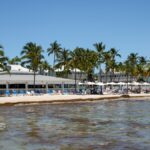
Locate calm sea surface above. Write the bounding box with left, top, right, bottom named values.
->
left=0, top=99, right=150, bottom=150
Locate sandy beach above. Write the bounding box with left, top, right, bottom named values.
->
left=0, top=93, right=150, bottom=105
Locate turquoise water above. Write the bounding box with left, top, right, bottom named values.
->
left=0, top=99, right=150, bottom=150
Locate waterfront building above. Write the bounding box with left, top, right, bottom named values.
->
left=98, top=71, right=136, bottom=83
left=0, top=64, right=76, bottom=95
left=55, top=66, right=86, bottom=80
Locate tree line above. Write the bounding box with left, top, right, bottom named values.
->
left=0, top=41, right=150, bottom=83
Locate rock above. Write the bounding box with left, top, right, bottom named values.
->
left=121, top=94, right=130, bottom=98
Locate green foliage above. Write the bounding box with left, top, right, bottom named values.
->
left=8, top=56, right=21, bottom=65
left=20, top=42, right=44, bottom=90
left=55, top=48, right=71, bottom=78
left=0, top=42, right=149, bottom=83
left=69, top=47, right=98, bottom=81
left=47, top=41, right=62, bottom=68
left=0, top=45, right=8, bottom=71
left=21, top=42, right=44, bottom=72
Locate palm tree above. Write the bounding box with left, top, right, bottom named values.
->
left=144, top=60, right=150, bottom=82
left=123, top=60, right=131, bottom=94
left=69, top=47, right=89, bottom=92
left=145, top=66, right=150, bottom=82
left=55, top=48, right=71, bottom=78
left=69, top=49, right=80, bottom=92
left=84, top=49, right=99, bottom=81
left=39, top=60, right=53, bottom=75
left=127, top=53, right=138, bottom=82
left=93, top=42, right=105, bottom=82
left=103, top=51, right=111, bottom=82
left=21, top=42, right=44, bottom=91
left=70, top=48, right=98, bottom=81
left=115, top=62, right=124, bottom=82
left=109, top=48, right=121, bottom=81
left=8, top=56, right=21, bottom=65
left=0, top=45, right=8, bottom=71
left=136, top=56, right=147, bottom=82
left=123, top=53, right=141, bottom=93
left=47, top=41, right=62, bottom=75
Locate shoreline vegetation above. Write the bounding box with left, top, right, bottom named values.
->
left=0, top=93, right=150, bottom=106
left=0, top=42, right=150, bottom=101
left=0, top=41, right=150, bottom=83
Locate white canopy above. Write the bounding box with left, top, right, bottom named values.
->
left=84, top=82, right=95, bottom=85
left=95, top=82, right=105, bottom=86
left=141, top=82, right=150, bottom=86
left=106, top=82, right=118, bottom=85
left=78, top=82, right=85, bottom=85
left=130, top=82, right=141, bottom=85
left=117, top=82, right=126, bottom=85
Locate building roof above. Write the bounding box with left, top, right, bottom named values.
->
left=0, top=72, right=76, bottom=84
left=55, top=66, right=82, bottom=73
left=7, top=64, right=31, bottom=72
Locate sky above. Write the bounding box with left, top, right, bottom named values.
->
left=0, top=0, right=150, bottom=65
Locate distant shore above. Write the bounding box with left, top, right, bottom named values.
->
left=0, top=93, right=150, bottom=106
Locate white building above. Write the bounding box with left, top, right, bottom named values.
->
left=0, top=65, right=77, bottom=95
left=55, top=66, right=86, bottom=80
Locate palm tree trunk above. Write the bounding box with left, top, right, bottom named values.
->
left=127, top=73, right=129, bottom=94
left=53, top=54, right=55, bottom=68
left=106, top=72, right=107, bottom=83
left=34, top=71, right=36, bottom=92
left=110, top=74, right=112, bottom=82
left=112, top=70, right=114, bottom=82
left=53, top=54, right=55, bottom=76
left=99, top=64, right=102, bottom=82
left=118, top=73, right=120, bottom=82
left=79, top=72, right=83, bottom=81
left=75, top=68, right=77, bottom=93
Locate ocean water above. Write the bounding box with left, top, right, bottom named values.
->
left=0, top=99, right=150, bottom=150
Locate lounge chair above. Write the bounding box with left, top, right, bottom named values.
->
left=13, top=90, right=17, bottom=96
left=31, top=91, right=35, bottom=95
left=35, top=90, right=40, bottom=95
left=63, top=89, right=69, bottom=95
left=26, top=91, right=31, bottom=96
left=47, top=89, right=53, bottom=95
left=5, top=90, right=10, bottom=96
left=58, top=90, right=62, bottom=95
left=19, top=90, right=26, bottom=96
left=47, top=89, right=56, bottom=95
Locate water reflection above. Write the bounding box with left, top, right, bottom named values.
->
left=0, top=100, right=150, bottom=150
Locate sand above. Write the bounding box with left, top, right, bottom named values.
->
left=0, top=93, right=150, bottom=106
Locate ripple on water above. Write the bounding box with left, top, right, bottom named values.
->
left=0, top=100, right=150, bottom=150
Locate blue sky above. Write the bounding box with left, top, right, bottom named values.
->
left=0, top=0, right=150, bottom=64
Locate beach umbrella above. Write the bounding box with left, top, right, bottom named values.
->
left=127, top=82, right=132, bottom=85
left=95, top=82, right=104, bottom=86
left=106, top=82, right=117, bottom=85
left=85, top=82, right=96, bottom=85
left=130, top=81, right=140, bottom=86
left=117, top=82, right=126, bottom=85
left=78, top=82, right=85, bottom=85
left=141, top=82, right=150, bottom=86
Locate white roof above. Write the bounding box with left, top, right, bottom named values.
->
left=0, top=72, right=76, bottom=84
left=8, top=64, right=31, bottom=72
left=71, top=68, right=81, bottom=72
left=55, top=66, right=82, bottom=73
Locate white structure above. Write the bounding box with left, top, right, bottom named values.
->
left=55, top=66, right=86, bottom=80
left=7, top=64, right=31, bottom=72
left=0, top=65, right=77, bottom=95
